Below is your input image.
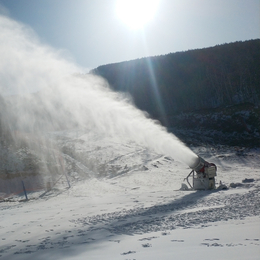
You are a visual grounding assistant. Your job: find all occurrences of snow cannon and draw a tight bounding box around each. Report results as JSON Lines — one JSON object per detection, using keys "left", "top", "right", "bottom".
{"left": 183, "top": 156, "right": 217, "bottom": 190}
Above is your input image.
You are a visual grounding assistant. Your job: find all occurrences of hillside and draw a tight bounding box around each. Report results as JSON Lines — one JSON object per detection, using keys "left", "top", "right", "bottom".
{"left": 92, "top": 39, "right": 260, "bottom": 147}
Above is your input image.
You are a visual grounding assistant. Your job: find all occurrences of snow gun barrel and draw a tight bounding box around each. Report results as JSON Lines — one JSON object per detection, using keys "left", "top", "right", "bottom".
{"left": 190, "top": 156, "right": 208, "bottom": 173}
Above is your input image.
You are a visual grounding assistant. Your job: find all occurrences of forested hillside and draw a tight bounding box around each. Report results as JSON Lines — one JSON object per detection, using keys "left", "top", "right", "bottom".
{"left": 92, "top": 40, "right": 260, "bottom": 147}
{"left": 93, "top": 40, "right": 260, "bottom": 117}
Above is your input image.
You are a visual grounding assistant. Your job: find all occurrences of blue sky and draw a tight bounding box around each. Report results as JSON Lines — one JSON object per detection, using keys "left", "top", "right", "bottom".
{"left": 0, "top": 0, "right": 259, "bottom": 71}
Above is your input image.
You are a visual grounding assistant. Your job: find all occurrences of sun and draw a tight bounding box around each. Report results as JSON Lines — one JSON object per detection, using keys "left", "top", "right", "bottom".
{"left": 116, "top": 0, "right": 160, "bottom": 30}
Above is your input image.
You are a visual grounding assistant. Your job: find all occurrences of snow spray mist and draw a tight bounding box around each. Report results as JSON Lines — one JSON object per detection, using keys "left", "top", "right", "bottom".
{"left": 0, "top": 15, "right": 198, "bottom": 189}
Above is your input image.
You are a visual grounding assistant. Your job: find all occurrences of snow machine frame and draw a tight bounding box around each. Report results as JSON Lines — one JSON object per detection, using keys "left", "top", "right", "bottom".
{"left": 184, "top": 156, "right": 217, "bottom": 190}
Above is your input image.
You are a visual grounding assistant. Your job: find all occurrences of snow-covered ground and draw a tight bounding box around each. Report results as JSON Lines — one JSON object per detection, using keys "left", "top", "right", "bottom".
{"left": 1, "top": 133, "right": 260, "bottom": 260}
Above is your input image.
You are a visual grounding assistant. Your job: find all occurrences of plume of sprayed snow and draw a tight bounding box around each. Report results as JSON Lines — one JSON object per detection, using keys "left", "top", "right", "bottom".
{"left": 0, "top": 14, "right": 198, "bottom": 171}
{"left": 0, "top": 15, "right": 79, "bottom": 96}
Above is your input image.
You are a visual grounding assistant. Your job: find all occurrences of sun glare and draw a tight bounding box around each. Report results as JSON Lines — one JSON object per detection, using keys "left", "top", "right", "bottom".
{"left": 116, "top": 0, "right": 159, "bottom": 30}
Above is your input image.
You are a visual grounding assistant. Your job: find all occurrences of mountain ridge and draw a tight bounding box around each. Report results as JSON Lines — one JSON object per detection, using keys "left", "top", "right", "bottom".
{"left": 92, "top": 39, "right": 260, "bottom": 113}
{"left": 92, "top": 39, "right": 260, "bottom": 146}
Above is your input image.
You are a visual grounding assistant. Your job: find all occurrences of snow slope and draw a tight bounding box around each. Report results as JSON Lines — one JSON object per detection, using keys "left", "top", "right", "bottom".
{"left": 0, "top": 133, "right": 260, "bottom": 260}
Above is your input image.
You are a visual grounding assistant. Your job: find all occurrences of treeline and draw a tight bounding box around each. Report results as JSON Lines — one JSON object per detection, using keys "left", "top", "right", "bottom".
{"left": 92, "top": 39, "right": 260, "bottom": 122}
